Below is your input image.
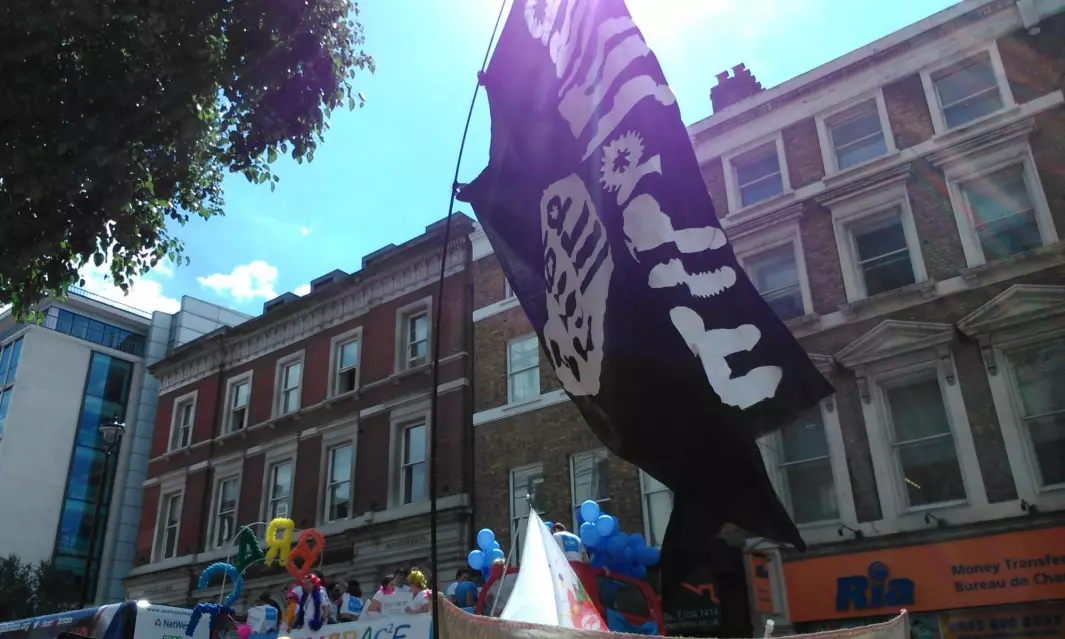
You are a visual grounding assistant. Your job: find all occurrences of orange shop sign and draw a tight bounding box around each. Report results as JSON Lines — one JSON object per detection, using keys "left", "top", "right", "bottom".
{"left": 782, "top": 526, "right": 1065, "bottom": 622}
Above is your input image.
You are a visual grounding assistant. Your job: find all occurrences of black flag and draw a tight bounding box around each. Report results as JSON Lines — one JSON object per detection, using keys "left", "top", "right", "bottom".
{"left": 459, "top": 0, "right": 833, "bottom": 574}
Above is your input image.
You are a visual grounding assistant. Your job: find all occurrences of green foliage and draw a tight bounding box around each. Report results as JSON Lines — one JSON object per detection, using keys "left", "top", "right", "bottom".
{"left": 0, "top": 0, "right": 374, "bottom": 318}
{"left": 0, "top": 555, "right": 78, "bottom": 622}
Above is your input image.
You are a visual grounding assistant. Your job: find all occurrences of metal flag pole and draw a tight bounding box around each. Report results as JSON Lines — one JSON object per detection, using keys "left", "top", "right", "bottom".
{"left": 426, "top": 2, "right": 509, "bottom": 637}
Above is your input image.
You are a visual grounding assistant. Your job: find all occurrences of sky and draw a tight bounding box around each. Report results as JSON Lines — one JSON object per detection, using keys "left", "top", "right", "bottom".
{"left": 78, "top": 0, "right": 961, "bottom": 316}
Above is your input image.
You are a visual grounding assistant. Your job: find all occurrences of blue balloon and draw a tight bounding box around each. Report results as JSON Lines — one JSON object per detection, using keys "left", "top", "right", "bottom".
{"left": 632, "top": 565, "right": 647, "bottom": 579}
{"left": 489, "top": 547, "right": 505, "bottom": 563}
{"left": 607, "top": 533, "right": 628, "bottom": 556}
{"left": 579, "top": 522, "right": 600, "bottom": 548}
{"left": 493, "top": 540, "right": 502, "bottom": 550}
{"left": 544, "top": 521, "right": 554, "bottom": 530}
{"left": 590, "top": 552, "right": 608, "bottom": 567}
{"left": 640, "top": 546, "right": 661, "bottom": 566}
{"left": 477, "top": 528, "right": 496, "bottom": 550}
{"left": 579, "top": 500, "right": 600, "bottom": 523}
{"left": 595, "top": 514, "right": 616, "bottom": 537}
{"left": 629, "top": 534, "right": 646, "bottom": 549}
{"left": 468, "top": 549, "right": 486, "bottom": 570}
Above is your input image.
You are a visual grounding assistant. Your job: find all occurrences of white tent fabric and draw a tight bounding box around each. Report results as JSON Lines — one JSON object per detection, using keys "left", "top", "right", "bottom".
{"left": 498, "top": 511, "right": 605, "bottom": 630}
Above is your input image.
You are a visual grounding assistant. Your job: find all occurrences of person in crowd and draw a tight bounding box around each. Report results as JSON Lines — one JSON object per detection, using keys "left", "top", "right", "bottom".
{"left": 552, "top": 523, "right": 588, "bottom": 562}
{"left": 404, "top": 569, "right": 431, "bottom": 615}
{"left": 255, "top": 590, "right": 282, "bottom": 616}
{"left": 292, "top": 573, "right": 334, "bottom": 630}
{"left": 339, "top": 579, "right": 364, "bottom": 622}
{"left": 280, "top": 589, "right": 299, "bottom": 632}
{"left": 449, "top": 569, "right": 478, "bottom": 609}
{"left": 366, "top": 572, "right": 411, "bottom": 617}
{"left": 330, "top": 582, "right": 344, "bottom": 618}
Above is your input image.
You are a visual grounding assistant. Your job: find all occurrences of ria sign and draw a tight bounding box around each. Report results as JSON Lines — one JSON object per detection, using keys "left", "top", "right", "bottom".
{"left": 836, "top": 562, "right": 915, "bottom": 612}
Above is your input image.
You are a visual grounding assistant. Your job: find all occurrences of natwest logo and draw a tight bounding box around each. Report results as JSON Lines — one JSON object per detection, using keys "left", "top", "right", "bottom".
{"left": 836, "top": 562, "right": 915, "bottom": 612}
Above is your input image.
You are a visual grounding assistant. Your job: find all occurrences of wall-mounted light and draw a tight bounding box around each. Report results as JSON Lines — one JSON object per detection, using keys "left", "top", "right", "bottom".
{"left": 924, "top": 512, "right": 947, "bottom": 528}
{"left": 837, "top": 524, "right": 864, "bottom": 539}
{"left": 1020, "top": 499, "right": 1040, "bottom": 515}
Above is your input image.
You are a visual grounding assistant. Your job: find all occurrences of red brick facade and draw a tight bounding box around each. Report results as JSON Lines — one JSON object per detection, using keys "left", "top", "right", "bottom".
{"left": 125, "top": 216, "right": 477, "bottom": 606}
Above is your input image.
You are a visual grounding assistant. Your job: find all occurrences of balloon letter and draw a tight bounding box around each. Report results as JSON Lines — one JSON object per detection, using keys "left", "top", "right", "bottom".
{"left": 197, "top": 562, "right": 243, "bottom": 606}
{"left": 235, "top": 526, "right": 265, "bottom": 574}
{"left": 287, "top": 528, "right": 325, "bottom": 580}
{"left": 265, "top": 518, "right": 295, "bottom": 567}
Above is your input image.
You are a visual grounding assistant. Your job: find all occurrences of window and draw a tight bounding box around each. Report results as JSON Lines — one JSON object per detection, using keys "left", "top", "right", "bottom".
{"left": 827, "top": 100, "right": 888, "bottom": 171}
{"left": 43, "top": 307, "right": 146, "bottom": 357}
{"left": 570, "top": 450, "right": 610, "bottom": 527}
{"left": 335, "top": 339, "right": 360, "bottom": 395}
{"left": 508, "top": 336, "right": 540, "bottom": 403}
{"left": 510, "top": 464, "right": 545, "bottom": 556}
{"left": 776, "top": 406, "right": 839, "bottom": 524}
{"left": 732, "top": 142, "right": 784, "bottom": 208}
{"left": 745, "top": 245, "right": 805, "bottom": 320}
{"left": 169, "top": 395, "right": 195, "bottom": 451}
{"left": 0, "top": 337, "right": 23, "bottom": 439}
{"left": 639, "top": 471, "right": 672, "bottom": 547}
{"left": 212, "top": 478, "right": 239, "bottom": 548}
{"left": 1007, "top": 340, "right": 1065, "bottom": 488}
{"left": 849, "top": 209, "right": 917, "bottom": 297}
{"left": 401, "top": 424, "right": 427, "bottom": 505}
{"left": 959, "top": 167, "right": 1043, "bottom": 262}
{"left": 225, "top": 378, "right": 250, "bottom": 433}
{"left": 277, "top": 359, "right": 302, "bottom": 415}
{"left": 884, "top": 376, "right": 966, "bottom": 507}
{"left": 267, "top": 461, "right": 293, "bottom": 519}
{"left": 324, "top": 444, "right": 353, "bottom": 521}
{"left": 155, "top": 492, "right": 182, "bottom": 561}
{"left": 504, "top": 278, "right": 515, "bottom": 300}
{"left": 405, "top": 312, "right": 429, "bottom": 368}
{"left": 932, "top": 54, "right": 1004, "bottom": 129}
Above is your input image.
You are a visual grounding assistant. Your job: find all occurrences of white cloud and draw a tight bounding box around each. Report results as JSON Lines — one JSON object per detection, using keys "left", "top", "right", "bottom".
{"left": 154, "top": 261, "right": 175, "bottom": 278}
{"left": 78, "top": 259, "right": 181, "bottom": 314}
{"left": 197, "top": 260, "right": 279, "bottom": 302}
{"left": 293, "top": 283, "right": 311, "bottom": 296}
{"left": 300, "top": 226, "right": 311, "bottom": 237}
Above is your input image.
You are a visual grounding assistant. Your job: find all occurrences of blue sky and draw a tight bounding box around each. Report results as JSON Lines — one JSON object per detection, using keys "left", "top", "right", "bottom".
{"left": 81, "top": 0, "right": 960, "bottom": 315}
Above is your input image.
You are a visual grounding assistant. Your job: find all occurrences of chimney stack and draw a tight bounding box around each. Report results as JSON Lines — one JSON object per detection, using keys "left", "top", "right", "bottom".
{"left": 710, "top": 64, "right": 764, "bottom": 112}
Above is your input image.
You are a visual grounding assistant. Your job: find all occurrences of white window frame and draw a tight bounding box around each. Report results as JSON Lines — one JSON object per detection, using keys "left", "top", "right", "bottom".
{"left": 569, "top": 449, "right": 610, "bottom": 529}
{"left": 273, "top": 352, "right": 305, "bottom": 417}
{"left": 722, "top": 134, "right": 791, "bottom": 216}
{"left": 732, "top": 218, "right": 814, "bottom": 321}
{"left": 208, "top": 471, "right": 241, "bottom": 549}
{"left": 167, "top": 390, "right": 197, "bottom": 452}
{"left": 399, "top": 422, "right": 428, "bottom": 506}
{"left": 822, "top": 176, "right": 928, "bottom": 303}
{"left": 920, "top": 43, "right": 1014, "bottom": 136}
{"left": 815, "top": 91, "right": 896, "bottom": 176}
{"left": 395, "top": 297, "right": 432, "bottom": 373}
{"left": 638, "top": 471, "right": 673, "bottom": 548}
{"left": 507, "top": 334, "right": 541, "bottom": 404}
{"left": 152, "top": 481, "right": 184, "bottom": 562}
{"left": 222, "top": 372, "right": 253, "bottom": 434}
{"left": 510, "top": 462, "right": 545, "bottom": 559}
{"left": 263, "top": 457, "right": 295, "bottom": 521}
{"left": 934, "top": 128, "right": 1058, "bottom": 268}
{"left": 503, "top": 277, "right": 515, "bottom": 300}
{"left": 317, "top": 420, "right": 357, "bottom": 524}
{"left": 328, "top": 327, "right": 363, "bottom": 398}
{"left": 958, "top": 284, "right": 1065, "bottom": 514}
{"left": 837, "top": 320, "right": 988, "bottom": 534}
{"left": 386, "top": 401, "right": 431, "bottom": 509}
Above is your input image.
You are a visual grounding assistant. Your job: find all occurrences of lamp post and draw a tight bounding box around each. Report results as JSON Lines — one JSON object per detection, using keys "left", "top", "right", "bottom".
{"left": 78, "top": 418, "right": 126, "bottom": 609}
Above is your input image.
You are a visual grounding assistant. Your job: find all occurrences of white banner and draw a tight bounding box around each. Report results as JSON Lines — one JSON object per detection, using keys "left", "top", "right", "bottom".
{"left": 134, "top": 606, "right": 211, "bottom": 639}
{"left": 499, "top": 511, "right": 605, "bottom": 631}
{"left": 282, "top": 615, "right": 432, "bottom": 639}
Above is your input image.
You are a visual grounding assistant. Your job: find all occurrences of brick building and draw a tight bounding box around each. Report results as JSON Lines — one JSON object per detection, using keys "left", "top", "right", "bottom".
{"left": 124, "top": 215, "right": 476, "bottom": 606}
{"left": 690, "top": 0, "right": 1065, "bottom": 634}
{"left": 474, "top": 0, "right": 1065, "bottom": 634}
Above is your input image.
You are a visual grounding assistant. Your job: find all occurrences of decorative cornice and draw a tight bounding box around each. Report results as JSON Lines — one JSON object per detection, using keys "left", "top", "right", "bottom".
{"left": 807, "top": 353, "right": 837, "bottom": 377}
{"left": 957, "top": 284, "right": 1065, "bottom": 337}
{"left": 724, "top": 203, "right": 805, "bottom": 240}
{"left": 813, "top": 162, "right": 914, "bottom": 207}
{"left": 924, "top": 116, "right": 1034, "bottom": 169}
{"left": 156, "top": 238, "right": 468, "bottom": 395}
{"left": 835, "top": 320, "right": 955, "bottom": 370}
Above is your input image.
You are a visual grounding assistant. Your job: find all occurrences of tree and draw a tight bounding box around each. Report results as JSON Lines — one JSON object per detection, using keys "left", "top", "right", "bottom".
{"left": 0, "top": 0, "right": 374, "bottom": 317}
{"left": 0, "top": 555, "right": 78, "bottom": 622}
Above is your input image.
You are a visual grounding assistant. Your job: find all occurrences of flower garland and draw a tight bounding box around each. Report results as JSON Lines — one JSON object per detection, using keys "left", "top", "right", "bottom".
{"left": 294, "top": 575, "right": 324, "bottom": 631}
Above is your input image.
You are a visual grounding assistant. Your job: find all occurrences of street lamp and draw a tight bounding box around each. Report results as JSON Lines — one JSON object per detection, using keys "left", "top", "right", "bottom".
{"left": 78, "top": 417, "right": 126, "bottom": 609}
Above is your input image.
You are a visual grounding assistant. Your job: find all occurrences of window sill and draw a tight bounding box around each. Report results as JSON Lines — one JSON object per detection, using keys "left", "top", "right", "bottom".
{"left": 502, "top": 395, "right": 543, "bottom": 412}
{"left": 900, "top": 498, "right": 969, "bottom": 516}
{"left": 474, "top": 389, "right": 570, "bottom": 426}
{"left": 324, "top": 389, "right": 360, "bottom": 406}
{"left": 822, "top": 150, "right": 901, "bottom": 187}
{"left": 723, "top": 190, "right": 798, "bottom": 227}
{"left": 473, "top": 295, "right": 522, "bottom": 322}
{"left": 390, "top": 363, "right": 433, "bottom": 384}
{"left": 784, "top": 312, "right": 821, "bottom": 336}
{"left": 932, "top": 104, "right": 1020, "bottom": 144}
{"left": 839, "top": 279, "right": 937, "bottom": 321}
{"left": 960, "top": 241, "right": 1065, "bottom": 284}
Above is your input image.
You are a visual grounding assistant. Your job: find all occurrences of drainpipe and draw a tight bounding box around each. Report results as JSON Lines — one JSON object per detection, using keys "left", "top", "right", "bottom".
{"left": 464, "top": 248, "right": 477, "bottom": 550}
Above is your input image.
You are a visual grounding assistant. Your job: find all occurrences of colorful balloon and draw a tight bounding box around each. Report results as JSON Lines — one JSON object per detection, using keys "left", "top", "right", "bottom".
{"left": 264, "top": 518, "right": 295, "bottom": 567}
{"left": 477, "top": 528, "right": 496, "bottom": 550}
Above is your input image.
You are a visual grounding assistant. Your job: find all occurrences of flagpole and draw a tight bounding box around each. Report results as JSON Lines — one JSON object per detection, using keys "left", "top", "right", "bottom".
{"left": 427, "top": 3, "right": 509, "bottom": 637}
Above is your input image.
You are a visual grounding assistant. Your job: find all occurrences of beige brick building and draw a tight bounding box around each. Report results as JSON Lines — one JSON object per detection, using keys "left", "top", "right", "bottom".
{"left": 471, "top": 0, "right": 1065, "bottom": 634}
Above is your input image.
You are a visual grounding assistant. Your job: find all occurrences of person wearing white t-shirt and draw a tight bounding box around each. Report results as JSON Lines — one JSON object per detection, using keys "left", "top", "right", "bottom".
{"left": 339, "top": 579, "right": 365, "bottom": 622}
{"left": 404, "top": 569, "right": 431, "bottom": 615}
{"left": 551, "top": 523, "right": 588, "bottom": 562}
{"left": 366, "top": 573, "right": 412, "bottom": 618}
